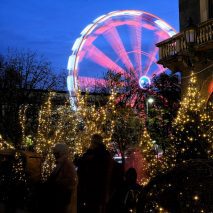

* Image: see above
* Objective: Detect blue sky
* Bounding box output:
[0,0,179,72]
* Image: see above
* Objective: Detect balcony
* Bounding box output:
[156,19,213,72]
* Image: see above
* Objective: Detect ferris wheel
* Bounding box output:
[67,10,176,98]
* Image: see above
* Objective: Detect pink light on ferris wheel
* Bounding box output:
[67,10,177,96]
[103,26,134,71]
[85,44,126,75]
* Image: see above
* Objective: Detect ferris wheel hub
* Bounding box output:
[139,76,151,89]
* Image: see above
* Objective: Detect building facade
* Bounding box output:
[179,0,213,30]
[156,0,213,102]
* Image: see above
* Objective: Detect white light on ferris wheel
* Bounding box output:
[80,24,93,36]
[155,20,171,31]
[93,15,106,23]
[168,31,176,37]
[72,37,82,52]
[67,55,75,71]
[109,10,143,17]
[67,75,73,92]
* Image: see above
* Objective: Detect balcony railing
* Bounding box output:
[157,19,213,61]
[197,19,213,45]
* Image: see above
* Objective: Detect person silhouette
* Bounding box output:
[77,134,122,213]
[107,167,142,213]
[123,168,142,213]
[40,143,77,213]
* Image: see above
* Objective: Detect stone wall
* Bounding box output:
[179,0,200,30]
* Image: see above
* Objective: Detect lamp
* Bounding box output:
[183,18,197,68]
[146,97,154,119]
[184,17,197,44]
[147,97,154,105]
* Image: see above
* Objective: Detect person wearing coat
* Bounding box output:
[76,134,123,213]
[41,143,77,213]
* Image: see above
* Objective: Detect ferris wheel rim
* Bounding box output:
[67,9,177,94]
[69,9,177,72]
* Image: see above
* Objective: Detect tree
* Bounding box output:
[19,92,77,179]
[110,106,142,166]
[104,69,148,114]
[104,70,181,150]
[165,72,213,165]
[73,90,118,154]
[147,72,181,151]
[0,49,66,144]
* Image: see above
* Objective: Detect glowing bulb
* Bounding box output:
[193,195,199,201]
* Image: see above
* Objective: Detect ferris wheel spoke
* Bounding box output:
[143,46,158,76]
[149,31,169,76]
[129,93,138,107]
[103,25,134,72]
[129,16,142,78]
[85,44,128,76]
[143,29,169,76]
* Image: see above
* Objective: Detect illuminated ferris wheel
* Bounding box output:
[67,10,176,97]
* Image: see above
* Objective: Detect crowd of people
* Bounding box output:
[39,133,142,213]
[0,133,142,213]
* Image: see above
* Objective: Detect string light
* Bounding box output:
[4,71,212,198]
[165,72,213,166]
[193,195,199,201]
[0,134,15,150]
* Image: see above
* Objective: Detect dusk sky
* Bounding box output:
[0,0,179,72]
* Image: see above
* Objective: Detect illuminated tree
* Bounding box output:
[139,128,155,183]
[139,127,170,184]
[102,70,181,173]
[0,134,15,150]
[104,71,181,149]
[19,90,118,178]
[73,90,117,154]
[166,72,213,165]
[19,92,77,179]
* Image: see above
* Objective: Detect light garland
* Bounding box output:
[74,89,117,154]
[165,72,213,165]
[0,134,15,150]
[16,71,212,185]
